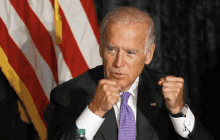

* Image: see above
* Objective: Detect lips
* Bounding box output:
[110,72,126,77]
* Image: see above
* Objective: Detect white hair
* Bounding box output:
[100,6,156,54]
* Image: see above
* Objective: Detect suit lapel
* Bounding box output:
[136,67,163,140]
[99,108,118,140]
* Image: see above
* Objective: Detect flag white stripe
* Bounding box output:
[59,0,102,69]
[0,0,56,99]
[56,45,73,84]
[28,0,72,85]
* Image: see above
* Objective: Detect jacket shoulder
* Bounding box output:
[50,65,103,109]
[143,65,168,81]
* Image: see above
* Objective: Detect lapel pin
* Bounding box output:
[150,103,156,106]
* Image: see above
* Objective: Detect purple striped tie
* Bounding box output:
[118,92,136,140]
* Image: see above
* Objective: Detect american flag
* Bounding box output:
[0,0,102,139]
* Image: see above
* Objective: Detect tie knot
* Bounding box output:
[121,92,130,105]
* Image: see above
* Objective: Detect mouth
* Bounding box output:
[110,72,126,78]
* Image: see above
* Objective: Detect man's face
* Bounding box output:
[100,22,154,92]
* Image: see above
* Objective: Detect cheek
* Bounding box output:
[130,58,145,75]
[103,57,112,68]
[103,56,114,75]
[103,53,117,66]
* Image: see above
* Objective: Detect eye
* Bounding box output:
[106,46,117,53]
[127,51,135,55]
[109,48,114,51]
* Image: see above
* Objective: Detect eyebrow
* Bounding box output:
[126,48,139,53]
[106,44,139,53]
[106,44,116,48]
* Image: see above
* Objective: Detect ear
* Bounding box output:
[145,43,155,65]
[99,45,103,58]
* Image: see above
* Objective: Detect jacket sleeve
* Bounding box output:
[177,79,215,140]
[157,73,215,140]
[47,87,79,140]
[46,68,98,140]
[48,105,78,140]
[186,118,215,140]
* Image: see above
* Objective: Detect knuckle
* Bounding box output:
[177,83,182,87]
[167,75,173,78]
[106,96,111,102]
[112,80,117,85]
[176,88,181,92]
[166,75,173,80]
[102,84,108,91]
[114,93,119,98]
[178,77,184,83]
[181,78,184,82]
[98,79,106,86]
[99,79,104,84]
[105,90,111,96]
[174,91,179,97]
[181,83,184,88]
[163,81,168,85]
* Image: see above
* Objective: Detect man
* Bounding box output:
[47,7,214,140]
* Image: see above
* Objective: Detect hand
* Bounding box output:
[158,76,184,114]
[88,79,121,117]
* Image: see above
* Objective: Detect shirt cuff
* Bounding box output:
[76,106,105,140]
[170,106,195,138]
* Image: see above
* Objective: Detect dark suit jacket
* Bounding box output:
[47,65,214,140]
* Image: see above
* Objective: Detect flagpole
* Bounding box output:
[55,0,62,45]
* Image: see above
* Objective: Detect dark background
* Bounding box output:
[0,0,218,139]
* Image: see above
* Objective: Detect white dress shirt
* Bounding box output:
[76,76,195,140]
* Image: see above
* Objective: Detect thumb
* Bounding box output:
[158,77,165,85]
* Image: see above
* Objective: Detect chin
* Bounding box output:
[116,80,130,91]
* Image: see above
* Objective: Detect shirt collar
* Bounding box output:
[124,76,139,97]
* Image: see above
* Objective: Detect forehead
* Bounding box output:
[105,22,149,50]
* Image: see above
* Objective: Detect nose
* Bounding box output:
[114,51,124,68]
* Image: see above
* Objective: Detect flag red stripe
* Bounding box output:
[59,9,89,77]
[80,0,100,45]
[9,0,58,85]
[0,19,49,127]
[49,0,89,78]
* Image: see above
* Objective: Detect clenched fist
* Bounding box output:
[158,76,184,114]
[88,79,121,117]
